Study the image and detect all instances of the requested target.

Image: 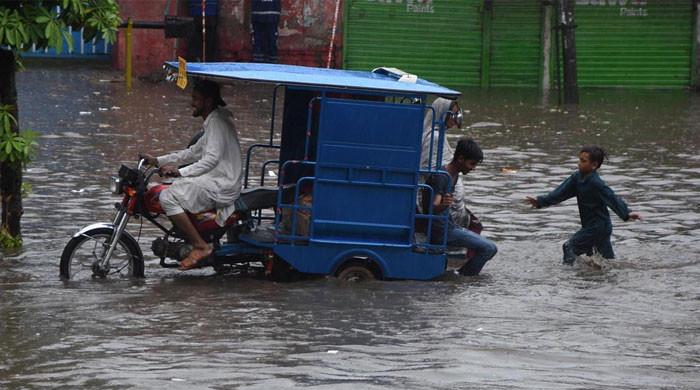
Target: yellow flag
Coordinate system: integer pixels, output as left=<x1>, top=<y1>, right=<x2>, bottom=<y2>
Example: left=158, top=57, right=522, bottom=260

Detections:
left=176, top=56, right=188, bottom=89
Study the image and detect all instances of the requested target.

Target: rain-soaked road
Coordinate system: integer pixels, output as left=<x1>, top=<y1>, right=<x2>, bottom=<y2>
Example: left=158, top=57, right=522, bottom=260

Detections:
left=1, top=60, right=698, bottom=389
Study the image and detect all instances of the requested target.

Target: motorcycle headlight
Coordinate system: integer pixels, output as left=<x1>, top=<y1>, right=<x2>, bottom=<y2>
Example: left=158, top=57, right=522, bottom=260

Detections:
left=110, top=176, right=123, bottom=195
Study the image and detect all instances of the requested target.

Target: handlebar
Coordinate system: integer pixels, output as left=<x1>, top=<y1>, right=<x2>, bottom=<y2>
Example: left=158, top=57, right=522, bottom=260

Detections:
left=137, top=153, right=158, bottom=167
left=136, top=158, right=147, bottom=171
left=135, top=154, right=179, bottom=180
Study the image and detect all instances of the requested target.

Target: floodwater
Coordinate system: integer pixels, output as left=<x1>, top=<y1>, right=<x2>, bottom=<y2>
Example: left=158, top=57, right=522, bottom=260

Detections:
left=1, top=60, right=698, bottom=389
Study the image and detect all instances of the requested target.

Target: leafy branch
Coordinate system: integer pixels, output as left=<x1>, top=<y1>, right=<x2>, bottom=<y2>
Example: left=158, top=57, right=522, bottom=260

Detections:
left=0, top=1, right=121, bottom=54
left=0, top=105, right=38, bottom=167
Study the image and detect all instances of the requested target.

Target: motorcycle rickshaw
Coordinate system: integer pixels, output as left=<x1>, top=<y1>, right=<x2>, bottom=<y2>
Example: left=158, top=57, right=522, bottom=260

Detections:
left=60, top=62, right=461, bottom=281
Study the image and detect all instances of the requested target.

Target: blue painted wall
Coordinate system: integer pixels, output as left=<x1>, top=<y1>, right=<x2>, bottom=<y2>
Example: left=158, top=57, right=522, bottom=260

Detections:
left=22, top=27, right=111, bottom=58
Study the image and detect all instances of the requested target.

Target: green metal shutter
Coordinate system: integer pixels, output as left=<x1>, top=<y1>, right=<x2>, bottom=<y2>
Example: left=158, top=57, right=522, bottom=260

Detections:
left=344, top=0, right=483, bottom=87
left=575, top=1, right=694, bottom=88
left=488, top=0, right=543, bottom=87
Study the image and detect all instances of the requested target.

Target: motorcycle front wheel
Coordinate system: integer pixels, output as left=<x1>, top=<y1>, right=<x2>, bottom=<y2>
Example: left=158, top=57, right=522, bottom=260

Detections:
left=60, top=227, right=144, bottom=280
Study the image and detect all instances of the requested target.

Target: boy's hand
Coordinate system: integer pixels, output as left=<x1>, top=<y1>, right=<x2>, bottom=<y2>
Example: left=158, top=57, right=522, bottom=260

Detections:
left=524, top=196, right=539, bottom=208
left=628, top=212, right=642, bottom=221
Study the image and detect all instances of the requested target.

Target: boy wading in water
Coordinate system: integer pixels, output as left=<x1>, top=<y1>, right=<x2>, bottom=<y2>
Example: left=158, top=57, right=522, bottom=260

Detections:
left=524, top=146, right=642, bottom=265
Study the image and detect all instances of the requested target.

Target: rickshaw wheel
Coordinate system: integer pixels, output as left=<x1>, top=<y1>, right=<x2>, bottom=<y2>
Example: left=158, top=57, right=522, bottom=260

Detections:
left=336, top=265, right=376, bottom=282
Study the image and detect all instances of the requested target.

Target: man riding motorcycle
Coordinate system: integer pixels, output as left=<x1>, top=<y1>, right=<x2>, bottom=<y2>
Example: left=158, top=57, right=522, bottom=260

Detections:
left=142, top=79, right=243, bottom=270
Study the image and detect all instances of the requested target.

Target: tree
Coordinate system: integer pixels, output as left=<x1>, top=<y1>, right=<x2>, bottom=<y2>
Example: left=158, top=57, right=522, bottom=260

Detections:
left=0, top=1, right=120, bottom=247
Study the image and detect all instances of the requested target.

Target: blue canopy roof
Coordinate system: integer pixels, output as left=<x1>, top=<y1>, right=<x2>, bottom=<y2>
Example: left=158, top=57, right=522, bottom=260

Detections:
left=164, top=62, right=461, bottom=99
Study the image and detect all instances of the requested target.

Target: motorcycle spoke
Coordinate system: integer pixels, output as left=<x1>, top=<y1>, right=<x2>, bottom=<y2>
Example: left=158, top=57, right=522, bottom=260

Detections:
left=109, top=253, right=134, bottom=275
left=69, top=237, right=104, bottom=279
left=66, top=233, right=135, bottom=280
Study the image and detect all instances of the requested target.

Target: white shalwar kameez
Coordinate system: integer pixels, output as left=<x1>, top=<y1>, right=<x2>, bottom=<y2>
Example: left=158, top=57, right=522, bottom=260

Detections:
left=157, top=107, right=243, bottom=226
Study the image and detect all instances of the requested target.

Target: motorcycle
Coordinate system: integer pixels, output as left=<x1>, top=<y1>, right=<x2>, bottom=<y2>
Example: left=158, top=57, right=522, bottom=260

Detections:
left=60, top=158, right=291, bottom=280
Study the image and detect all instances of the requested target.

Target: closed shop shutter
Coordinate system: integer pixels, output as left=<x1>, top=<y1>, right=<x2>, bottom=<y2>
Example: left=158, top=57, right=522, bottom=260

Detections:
left=488, top=0, right=543, bottom=87
left=575, top=1, right=694, bottom=88
left=344, top=0, right=483, bottom=87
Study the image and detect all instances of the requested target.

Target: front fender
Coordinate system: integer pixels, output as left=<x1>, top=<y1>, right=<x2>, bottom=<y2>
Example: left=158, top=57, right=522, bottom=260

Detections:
left=72, top=222, right=116, bottom=238
left=71, top=223, right=143, bottom=260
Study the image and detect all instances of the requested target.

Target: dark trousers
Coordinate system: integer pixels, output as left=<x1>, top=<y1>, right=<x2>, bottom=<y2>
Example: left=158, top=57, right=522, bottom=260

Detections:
left=252, top=20, right=279, bottom=63
left=188, top=16, right=218, bottom=62
left=562, top=224, right=615, bottom=264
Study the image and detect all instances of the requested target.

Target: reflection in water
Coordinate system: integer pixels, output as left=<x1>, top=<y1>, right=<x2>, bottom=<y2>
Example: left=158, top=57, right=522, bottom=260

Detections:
left=0, top=61, right=698, bottom=389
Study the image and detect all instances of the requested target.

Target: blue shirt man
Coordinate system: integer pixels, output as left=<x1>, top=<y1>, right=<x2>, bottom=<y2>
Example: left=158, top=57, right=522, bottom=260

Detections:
left=189, top=0, right=219, bottom=16
left=251, top=0, right=281, bottom=63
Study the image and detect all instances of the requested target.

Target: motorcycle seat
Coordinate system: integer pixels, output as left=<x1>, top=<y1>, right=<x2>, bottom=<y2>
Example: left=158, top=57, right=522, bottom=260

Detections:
left=190, top=185, right=296, bottom=233
left=190, top=209, right=244, bottom=232
left=145, top=183, right=296, bottom=233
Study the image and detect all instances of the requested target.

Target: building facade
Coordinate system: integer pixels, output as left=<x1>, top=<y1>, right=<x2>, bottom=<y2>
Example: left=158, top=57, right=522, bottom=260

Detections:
left=344, top=0, right=698, bottom=89
left=115, top=0, right=699, bottom=89
left=114, top=0, right=344, bottom=77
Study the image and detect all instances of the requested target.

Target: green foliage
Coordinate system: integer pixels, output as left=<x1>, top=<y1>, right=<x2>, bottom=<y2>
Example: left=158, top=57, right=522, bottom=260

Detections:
left=0, top=105, right=18, bottom=130
left=14, top=52, right=25, bottom=71
left=0, top=226, right=22, bottom=249
left=0, top=105, right=38, bottom=167
left=21, top=182, right=32, bottom=197
left=0, top=1, right=121, bottom=53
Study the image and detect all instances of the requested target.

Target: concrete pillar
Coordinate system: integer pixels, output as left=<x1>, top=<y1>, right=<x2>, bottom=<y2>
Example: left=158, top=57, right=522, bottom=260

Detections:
left=560, top=0, right=579, bottom=104
left=542, top=3, right=552, bottom=91
left=695, top=1, right=700, bottom=90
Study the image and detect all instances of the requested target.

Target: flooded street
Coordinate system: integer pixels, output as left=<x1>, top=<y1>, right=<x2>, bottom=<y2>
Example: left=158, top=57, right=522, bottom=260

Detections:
left=1, top=60, right=698, bottom=389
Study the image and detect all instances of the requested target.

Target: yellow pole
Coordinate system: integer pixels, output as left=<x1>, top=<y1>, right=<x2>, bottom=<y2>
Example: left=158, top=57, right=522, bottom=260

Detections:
left=126, top=17, right=133, bottom=92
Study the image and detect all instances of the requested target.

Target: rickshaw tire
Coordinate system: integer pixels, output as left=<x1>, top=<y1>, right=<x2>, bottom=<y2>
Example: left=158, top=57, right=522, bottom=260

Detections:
left=336, top=263, right=377, bottom=282
left=60, top=227, right=145, bottom=280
